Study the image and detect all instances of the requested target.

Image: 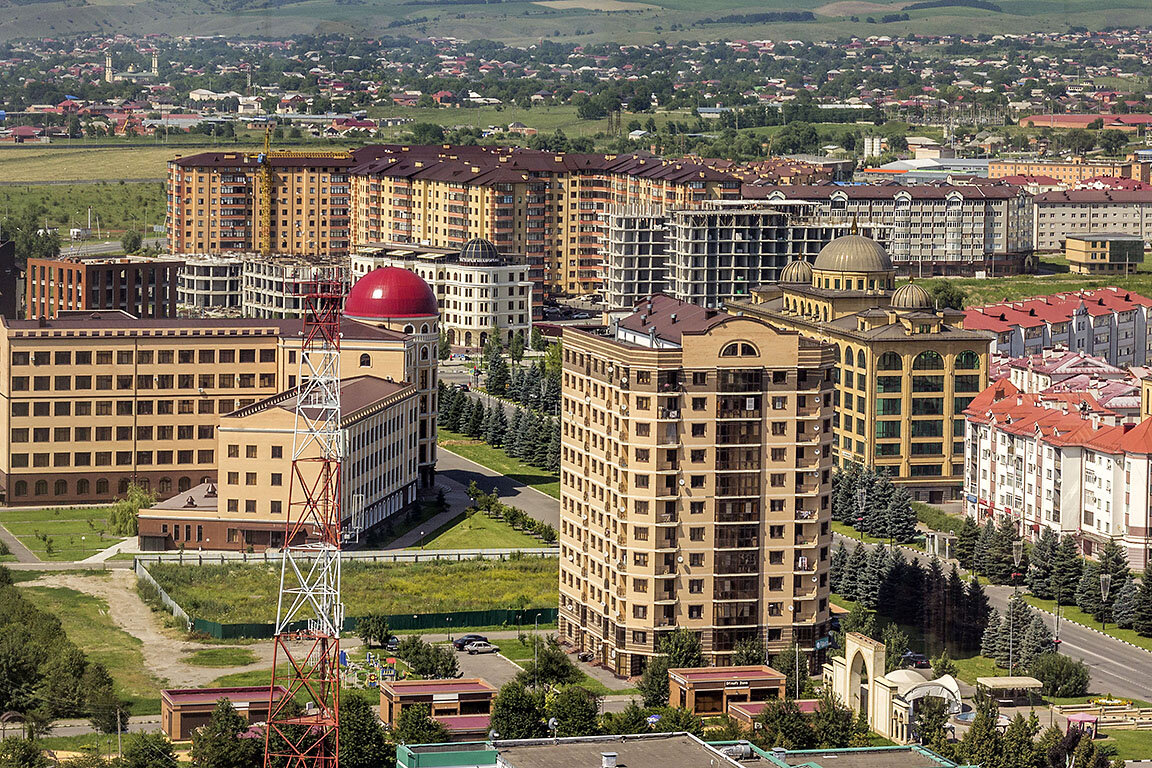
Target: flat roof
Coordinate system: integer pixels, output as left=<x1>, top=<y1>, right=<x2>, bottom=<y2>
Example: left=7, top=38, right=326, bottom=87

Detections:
left=495, top=733, right=740, bottom=768
left=383, top=679, right=497, bottom=696
left=162, top=686, right=287, bottom=706
left=437, top=714, right=491, bottom=732
left=669, top=665, right=784, bottom=684
left=976, top=676, right=1043, bottom=689
left=772, top=746, right=958, bottom=768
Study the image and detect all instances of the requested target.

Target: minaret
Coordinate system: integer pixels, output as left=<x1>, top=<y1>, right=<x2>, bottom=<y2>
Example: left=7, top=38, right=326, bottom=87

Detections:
left=151, top=52, right=158, bottom=77
left=104, top=53, right=113, bottom=83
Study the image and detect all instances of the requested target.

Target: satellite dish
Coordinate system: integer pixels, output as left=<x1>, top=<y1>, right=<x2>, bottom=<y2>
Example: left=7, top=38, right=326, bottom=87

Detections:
left=548, top=718, right=559, bottom=731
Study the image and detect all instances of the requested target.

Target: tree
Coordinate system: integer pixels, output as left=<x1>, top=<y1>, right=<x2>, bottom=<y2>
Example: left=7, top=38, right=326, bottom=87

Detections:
left=355, top=614, right=391, bottom=648
left=394, top=703, right=451, bottom=745
left=913, top=696, right=950, bottom=753
left=83, top=662, right=128, bottom=735
left=487, top=355, right=510, bottom=397
left=812, top=690, right=866, bottom=748
left=547, top=686, right=600, bottom=737
left=930, top=648, right=957, bottom=678
left=958, top=689, right=1003, bottom=768
left=1097, top=538, right=1131, bottom=623
left=438, top=330, right=452, bottom=360
left=1002, top=712, right=1041, bottom=768
left=638, top=655, right=672, bottom=708
left=660, top=628, right=704, bottom=668
left=530, top=326, right=546, bottom=352
left=981, top=610, right=1002, bottom=660
left=484, top=405, right=508, bottom=448
left=772, top=644, right=812, bottom=699
left=515, top=636, right=581, bottom=689
left=1113, top=575, right=1137, bottom=629
left=651, top=707, right=704, bottom=737
left=409, top=123, right=446, bottom=144
left=1049, top=535, right=1082, bottom=605
left=509, top=331, right=526, bottom=363
left=1134, top=577, right=1152, bottom=635
left=1075, top=561, right=1102, bottom=620
left=39, top=645, right=88, bottom=717
left=886, top=484, right=917, bottom=543
left=954, top=515, right=980, bottom=570
left=882, top=624, right=910, bottom=674
left=190, top=698, right=262, bottom=767
left=961, top=575, right=992, bottom=653
left=121, top=230, right=143, bottom=254
left=0, top=738, right=50, bottom=768
left=974, top=518, right=996, bottom=578
left=1062, top=128, right=1095, bottom=156
left=1099, top=129, right=1128, bottom=156
left=927, top=281, right=967, bottom=310
left=1026, top=528, right=1058, bottom=600
left=732, top=637, right=766, bottom=666
left=1029, top=653, right=1089, bottom=697
left=1019, top=615, right=1052, bottom=671
left=754, top=698, right=816, bottom=750
left=840, top=543, right=868, bottom=601
left=829, top=541, right=849, bottom=594
left=600, top=701, right=650, bottom=735
left=857, top=544, right=890, bottom=609
left=490, top=682, right=544, bottom=739
left=122, top=732, right=177, bottom=768
left=109, top=482, right=155, bottom=536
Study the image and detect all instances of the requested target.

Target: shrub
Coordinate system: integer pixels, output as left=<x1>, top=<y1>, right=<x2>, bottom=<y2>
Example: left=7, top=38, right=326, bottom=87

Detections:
left=1030, top=653, right=1089, bottom=697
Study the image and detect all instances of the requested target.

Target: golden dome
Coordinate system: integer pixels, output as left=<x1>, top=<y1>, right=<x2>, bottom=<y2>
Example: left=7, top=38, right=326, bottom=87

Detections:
left=812, top=235, right=893, bottom=274
left=891, top=281, right=934, bottom=310
left=780, top=259, right=813, bottom=284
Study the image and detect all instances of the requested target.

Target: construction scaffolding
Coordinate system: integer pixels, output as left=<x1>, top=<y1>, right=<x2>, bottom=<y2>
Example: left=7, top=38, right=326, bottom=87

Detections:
left=264, top=273, right=345, bottom=768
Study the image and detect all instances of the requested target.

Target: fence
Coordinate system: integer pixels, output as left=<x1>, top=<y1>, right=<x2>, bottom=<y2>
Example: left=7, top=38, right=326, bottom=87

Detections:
left=136, top=548, right=559, bottom=640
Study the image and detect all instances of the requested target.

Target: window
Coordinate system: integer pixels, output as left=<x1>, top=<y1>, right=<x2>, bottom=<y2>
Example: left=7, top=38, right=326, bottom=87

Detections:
left=690, top=476, right=705, bottom=488
left=688, top=605, right=702, bottom=619
left=359, top=353, right=371, bottom=367
left=689, top=527, right=705, bottom=541
left=270, top=500, right=282, bottom=514
left=272, top=445, right=283, bottom=459
left=691, top=423, right=706, bottom=437
left=632, top=605, right=647, bottom=619
left=633, top=526, right=649, bottom=541
left=913, top=350, right=944, bottom=370
left=720, top=341, right=758, bottom=357
left=689, top=553, right=704, bottom=567
left=271, top=473, right=282, bottom=486
left=878, top=351, right=903, bottom=370
left=955, top=350, right=980, bottom=370
left=689, top=579, right=703, bottom=594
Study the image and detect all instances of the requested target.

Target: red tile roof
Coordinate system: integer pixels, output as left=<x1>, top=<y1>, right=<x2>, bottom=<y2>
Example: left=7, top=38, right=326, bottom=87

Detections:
left=616, top=295, right=731, bottom=344
left=965, top=288, right=1152, bottom=332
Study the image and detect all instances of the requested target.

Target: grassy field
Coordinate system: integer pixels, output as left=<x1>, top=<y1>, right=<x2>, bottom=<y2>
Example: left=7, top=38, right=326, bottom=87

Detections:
left=368, top=104, right=692, bottom=140
left=0, top=506, right=123, bottom=561
left=418, top=512, right=546, bottom=549
left=0, top=182, right=166, bottom=235
left=22, top=584, right=164, bottom=714
left=183, top=647, right=259, bottom=668
left=1098, top=729, right=1152, bottom=761
left=0, top=146, right=186, bottom=183
left=1022, top=595, right=1152, bottom=653
left=148, top=557, right=559, bottom=624
left=439, top=428, right=560, bottom=499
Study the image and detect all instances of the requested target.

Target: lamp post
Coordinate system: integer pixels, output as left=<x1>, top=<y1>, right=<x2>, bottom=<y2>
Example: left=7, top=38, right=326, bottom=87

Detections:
left=534, top=613, right=541, bottom=691
left=1009, top=540, right=1023, bottom=675
left=1100, top=572, right=1113, bottom=633
left=855, top=487, right=867, bottom=541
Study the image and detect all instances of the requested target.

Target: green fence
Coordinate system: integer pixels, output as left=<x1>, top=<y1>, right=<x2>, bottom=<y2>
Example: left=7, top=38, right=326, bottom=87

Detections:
left=192, top=608, right=559, bottom=640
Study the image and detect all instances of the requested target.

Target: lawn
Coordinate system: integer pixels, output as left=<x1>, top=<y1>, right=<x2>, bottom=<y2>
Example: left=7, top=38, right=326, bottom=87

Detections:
left=419, top=512, right=546, bottom=549
left=147, top=557, right=559, bottom=624
left=918, top=257, right=1152, bottom=309
left=21, top=585, right=165, bottom=714
left=439, top=428, right=560, bottom=499
left=1022, top=595, right=1152, bottom=653
left=0, top=506, right=123, bottom=561
left=831, top=520, right=923, bottom=550
left=1098, top=729, right=1152, bottom=761
left=0, top=146, right=184, bottom=182
left=183, top=647, right=259, bottom=668
left=0, top=182, right=166, bottom=236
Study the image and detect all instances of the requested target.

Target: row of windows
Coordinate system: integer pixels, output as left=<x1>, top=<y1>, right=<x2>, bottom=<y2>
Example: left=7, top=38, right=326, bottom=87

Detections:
left=11, top=450, right=214, bottom=468
left=12, top=475, right=203, bottom=498
left=12, top=348, right=275, bottom=367
left=12, top=398, right=259, bottom=418
left=11, top=372, right=275, bottom=392
left=13, top=424, right=214, bottom=443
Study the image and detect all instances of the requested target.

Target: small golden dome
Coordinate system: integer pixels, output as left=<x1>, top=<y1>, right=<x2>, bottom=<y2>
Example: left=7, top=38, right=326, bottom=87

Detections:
left=780, top=259, right=813, bottom=284
left=813, top=235, right=893, bottom=273
left=891, top=281, right=935, bottom=310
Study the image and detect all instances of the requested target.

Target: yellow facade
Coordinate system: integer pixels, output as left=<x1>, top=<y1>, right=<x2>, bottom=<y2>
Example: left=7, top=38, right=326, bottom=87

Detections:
left=1064, top=234, right=1145, bottom=275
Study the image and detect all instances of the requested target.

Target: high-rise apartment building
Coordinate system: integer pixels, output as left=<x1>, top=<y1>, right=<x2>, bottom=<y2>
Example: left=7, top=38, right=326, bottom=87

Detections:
left=1032, top=189, right=1152, bottom=251
left=559, top=296, right=836, bottom=675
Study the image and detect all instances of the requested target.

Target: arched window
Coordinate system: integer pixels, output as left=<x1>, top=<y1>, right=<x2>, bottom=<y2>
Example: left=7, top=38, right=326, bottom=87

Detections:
left=178, top=477, right=191, bottom=492
left=77, top=479, right=90, bottom=496
left=13, top=481, right=26, bottom=497
left=421, top=323, right=430, bottom=334
left=721, top=341, right=759, bottom=357
left=913, top=350, right=944, bottom=370
left=118, top=479, right=130, bottom=495
left=158, top=478, right=171, bottom=495
left=878, top=351, right=902, bottom=370
left=955, top=350, right=980, bottom=370
left=403, top=324, right=415, bottom=335
left=420, top=346, right=429, bottom=360
left=34, top=480, right=47, bottom=496
left=359, top=353, right=371, bottom=368
left=856, top=349, right=866, bottom=369
left=54, top=479, right=67, bottom=496
left=96, top=478, right=109, bottom=495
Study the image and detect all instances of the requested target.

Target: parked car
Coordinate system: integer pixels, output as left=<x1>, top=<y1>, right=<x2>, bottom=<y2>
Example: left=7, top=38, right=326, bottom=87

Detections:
left=452, top=634, right=488, bottom=651
left=465, top=641, right=499, bottom=655
left=384, top=636, right=400, bottom=652
left=901, top=651, right=930, bottom=669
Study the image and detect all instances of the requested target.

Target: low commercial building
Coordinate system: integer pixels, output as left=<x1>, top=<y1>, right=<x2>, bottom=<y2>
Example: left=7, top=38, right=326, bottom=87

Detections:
left=26, top=255, right=183, bottom=319
left=381, top=679, right=496, bottom=741
left=352, top=238, right=533, bottom=348
left=137, top=375, right=418, bottom=550
left=732, top=235, right=994, bottom=502
left=965, top=288, right=1152, bottom=367
left=964, top=379, right=1152, bottom=569
left=1033, top=189, right=1152, bottom=252
left=161, top=686, right=288, bottom=741
left=668, top=666, right=785, bottom=716
left=1064, top=233, right=1145, bottom=275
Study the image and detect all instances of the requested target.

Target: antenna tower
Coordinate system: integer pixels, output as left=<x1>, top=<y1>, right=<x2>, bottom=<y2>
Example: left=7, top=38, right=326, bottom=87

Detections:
left=264, top=272, right=345, bottom=768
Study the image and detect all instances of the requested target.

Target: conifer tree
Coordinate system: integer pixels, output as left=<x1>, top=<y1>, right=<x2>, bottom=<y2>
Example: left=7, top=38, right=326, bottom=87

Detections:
left=962, top=576, right=991, bottom=653
left=487, top=355, right=510, bottom=397
left=830, top=542, right=849, bottom=594
left=974, top=519, right=997, bottom=578
left=1113, top=575, right=1137, bottom=629
left=885, top=483, right=917, bottom=543
left=1020, top=615, right=1052, bottom=671
left=467, top=400, right=485, bottom=437
left=485, top=405, right=508, bottom=447
left=1049, top=535, right=1083, bottom=606
left=1026, top=527, right=1058, bottom=599
left=954, top=515, right=980, bottom=570
left=981, top=610, right=1001, bottom=660
left=1075, top=561, right=1102, bottom=619
left=532, top=418, right=552, bottom=466
left=922, top=557, right=947, bottom=646
left=857, top=544, right=890, bottom=609
left=545, top=420, right=561, bottom=473
left=840, top=543, right=867, bottom=601
left=458, top=397, right=475, bottom=435
left=1132, top=577, right=1152, bottom=635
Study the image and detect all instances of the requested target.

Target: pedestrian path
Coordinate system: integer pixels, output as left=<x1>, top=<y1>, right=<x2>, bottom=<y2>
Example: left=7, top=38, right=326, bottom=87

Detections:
left=80, top=537, right=140, bottom=563
left=0, top=523, right=39, bottom=563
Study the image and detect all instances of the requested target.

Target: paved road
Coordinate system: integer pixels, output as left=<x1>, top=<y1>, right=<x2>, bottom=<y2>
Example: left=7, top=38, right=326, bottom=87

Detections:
left=834, top=533, right=1152, bottom=702
left=436, top=449, right=560, bottom=529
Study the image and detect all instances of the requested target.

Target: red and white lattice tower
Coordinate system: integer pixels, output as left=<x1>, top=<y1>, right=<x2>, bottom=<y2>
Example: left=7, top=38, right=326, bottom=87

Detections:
left=265, top=273, right=345, bottom=768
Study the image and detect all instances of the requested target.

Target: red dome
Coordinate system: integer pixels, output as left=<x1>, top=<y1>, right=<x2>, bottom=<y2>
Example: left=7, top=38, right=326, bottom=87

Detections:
left=345, top=267, right=438, bottom=320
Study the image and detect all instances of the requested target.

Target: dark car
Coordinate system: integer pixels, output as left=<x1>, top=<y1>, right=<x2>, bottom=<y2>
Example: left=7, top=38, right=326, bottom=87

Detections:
left=452, top=634, right=488, bottom=651
left=901, top=651, right=931, bottom=669
left=384, top=636, right=400, bottom=652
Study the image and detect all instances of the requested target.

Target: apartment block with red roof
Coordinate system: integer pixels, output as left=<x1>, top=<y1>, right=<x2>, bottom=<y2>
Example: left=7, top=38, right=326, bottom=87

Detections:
left=1032, top=188, right=1152, bottom=251
left=965, top=288, right=1152, bottom=368
left=963, top=379, right=1152, bottom=569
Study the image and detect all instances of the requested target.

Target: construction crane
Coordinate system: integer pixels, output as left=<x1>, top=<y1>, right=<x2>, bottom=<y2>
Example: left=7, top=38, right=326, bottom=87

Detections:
left=264, top=271, right=346, bottom=768
left=248, top=126, right=352, bottom=259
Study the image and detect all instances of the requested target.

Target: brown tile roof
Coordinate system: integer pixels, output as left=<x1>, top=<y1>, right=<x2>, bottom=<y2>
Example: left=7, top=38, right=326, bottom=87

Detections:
left=616, top=294, right=731, bottom=344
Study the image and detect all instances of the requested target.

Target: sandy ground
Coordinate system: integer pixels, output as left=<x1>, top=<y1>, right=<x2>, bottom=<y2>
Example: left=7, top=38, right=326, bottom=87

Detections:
left=815, top=0, right=908, bottom=15
left=19, top=569, right=278, bottom=688
left=533, top=0, right=659, bottom=10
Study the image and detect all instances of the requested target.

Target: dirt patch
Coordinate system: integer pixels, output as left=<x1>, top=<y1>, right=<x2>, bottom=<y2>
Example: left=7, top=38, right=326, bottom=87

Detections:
left=18, top=569, right=276, bottom=688
left=533, top=0, right=659, bottom=10
left=816, top=0, right=907, bottom=15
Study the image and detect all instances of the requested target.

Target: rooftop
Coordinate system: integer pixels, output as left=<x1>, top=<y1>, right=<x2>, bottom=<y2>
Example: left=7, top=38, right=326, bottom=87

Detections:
left=491, top=733, right=739, bottom=768
left=615, top=294, right=731, bottom=345
left=223, top=375, right=412, bottom=422
left=964, top=287, right=1152, bottom=332
left=382, top=678, right=497, bottom=697
left=162, top=686, right=287, bottom=706
left=0, top=312, right=407, bottom=342
left=669, top=665, right=784, bottom=684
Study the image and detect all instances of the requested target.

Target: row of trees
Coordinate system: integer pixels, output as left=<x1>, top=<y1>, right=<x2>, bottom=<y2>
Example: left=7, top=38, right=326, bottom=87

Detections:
left=831, top=466, right=918, bottom=543
left=439, top=384, right=562, bottom=474
left=830, top=543, right=990, bottom=654
left=953, top=515, right=1029, bottom=585
left=468, top=482, right=557, bottom=543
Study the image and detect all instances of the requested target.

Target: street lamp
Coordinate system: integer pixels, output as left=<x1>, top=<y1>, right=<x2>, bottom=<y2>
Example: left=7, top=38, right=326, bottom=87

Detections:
left=946, top=529, right=954, bottom=561
left=1100, top=572, right=1113, bottom=632
left=534, top=612, right=541, bottom=691
left=1009, top=540, right=1024, bottom=675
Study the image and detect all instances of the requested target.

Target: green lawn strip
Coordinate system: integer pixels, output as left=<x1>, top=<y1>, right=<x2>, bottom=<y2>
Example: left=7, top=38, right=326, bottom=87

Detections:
left=16, top=540, right=120, bottom=561
left=1098, top=729, right=1152, bottom=761
left=911, top=502, right=965, bottom=535
left=183, top=647, right=259, bottom=668
left=1021, top=595, right=1152, bottom=653
left=148, top=558, right=559, bottom=624
left=208, top=669, right=272, bottom=688
left=831, top=521, right=923, bottom=550
left=419, top=512, right=546, bottom=549
left=438, top=428, right=559, bottom=499
left=0, top=506, right=113, bottom=524
left=1052, top=695, right=1152, bottom=707
left=21, top=586, right=164, bottom=715
left=376, top=500, right=450, bottom=547
left=5, top=521, right=118, bottom=536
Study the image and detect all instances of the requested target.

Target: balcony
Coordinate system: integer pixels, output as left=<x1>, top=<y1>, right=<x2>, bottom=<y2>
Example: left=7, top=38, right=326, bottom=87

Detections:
left=655, top=567, right=676, bottom=577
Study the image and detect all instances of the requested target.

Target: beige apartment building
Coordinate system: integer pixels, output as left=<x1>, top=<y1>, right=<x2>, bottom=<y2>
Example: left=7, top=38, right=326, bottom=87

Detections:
left=1033, top=189, right=1152, bottom=251
left=0, top=311, right=420, bottom=506
left=559, top=296, right=836, bottom=676
left=138, top=375, right=418, bottom=551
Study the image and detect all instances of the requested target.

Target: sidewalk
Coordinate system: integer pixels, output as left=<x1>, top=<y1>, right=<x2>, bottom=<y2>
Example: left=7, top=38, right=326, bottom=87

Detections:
left=381, top=468, right=475, bottom=549
left=0, top=523, right=39, bottom=563
left=80, top=537, right=140, bottom=563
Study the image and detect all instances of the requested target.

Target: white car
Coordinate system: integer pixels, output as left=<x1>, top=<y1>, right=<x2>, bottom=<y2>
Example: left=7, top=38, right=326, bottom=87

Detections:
left=464, top=641, right=499, bottom=655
